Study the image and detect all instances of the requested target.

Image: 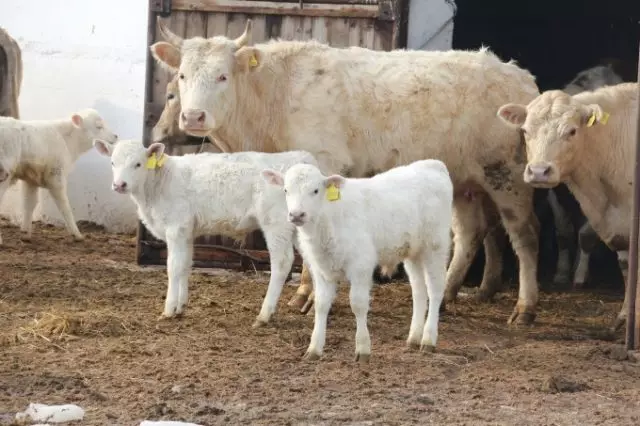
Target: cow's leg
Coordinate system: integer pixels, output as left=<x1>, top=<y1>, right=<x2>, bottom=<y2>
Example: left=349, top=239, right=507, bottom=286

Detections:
left=572, top=249, right=591, bottom=289
left=288, top=263, right=314, bottom=312
left=485, top=182, right=540, bottom=326
left=476, top=197, right=508, bottom=302
left=20, top=181, right=39, bottom=241
left=444, top=194, right=487, bottom=303
left=547, top=190, right=575, bottom=287
left=612, top=250, right=630, bottom=331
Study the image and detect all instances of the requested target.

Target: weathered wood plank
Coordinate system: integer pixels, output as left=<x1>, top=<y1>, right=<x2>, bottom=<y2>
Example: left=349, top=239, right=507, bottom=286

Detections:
left=172, top=0, right=382, bottom=19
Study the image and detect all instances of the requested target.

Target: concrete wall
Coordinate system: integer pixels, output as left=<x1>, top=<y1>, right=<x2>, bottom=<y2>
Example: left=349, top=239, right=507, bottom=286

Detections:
left=0, top=0, right=148, bottom=233
left=407, top=0, right=456, bottom=51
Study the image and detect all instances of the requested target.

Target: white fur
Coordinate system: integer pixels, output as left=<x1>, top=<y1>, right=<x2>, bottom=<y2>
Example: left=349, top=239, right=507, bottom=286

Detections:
left=263, top=160, right=453, bottom=360
left=0, top=109, right=117, bottom=244
left=94, top=138, right=316, bottom=323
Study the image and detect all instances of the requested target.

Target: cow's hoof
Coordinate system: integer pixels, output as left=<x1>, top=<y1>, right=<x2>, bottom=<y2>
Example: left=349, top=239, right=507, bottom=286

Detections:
left=287, top=293, right=309, bottom=310
left=303, top=350, right=321, bottom=361
left=610, top=316, right=626, bottom=333
left=406, top=340, right=421, bottom=350
left=507, top=309, right=536, bottom=326
left=443, top=290, right=457, bottom=304
left=474, top=290, right=494, bottom=303
left=300, top=297, right=314, bottom=315
left=355, top=353, right=370, bottom=364
left=73, top=234, right=85, bottom=242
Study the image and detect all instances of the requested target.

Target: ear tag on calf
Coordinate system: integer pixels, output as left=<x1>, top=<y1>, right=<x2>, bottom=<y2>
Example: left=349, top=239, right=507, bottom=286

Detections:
left=248, top=55, right=258, bottom=68
left=587, top=111, right=610, bottom=127
left=146, top=153, right=166, bottom=170
left=326, top=184, right=340, bottom=202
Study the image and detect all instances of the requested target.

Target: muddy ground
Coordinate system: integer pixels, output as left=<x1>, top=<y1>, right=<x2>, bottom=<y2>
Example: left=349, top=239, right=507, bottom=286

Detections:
left=1, top=218, right=640, bottom=426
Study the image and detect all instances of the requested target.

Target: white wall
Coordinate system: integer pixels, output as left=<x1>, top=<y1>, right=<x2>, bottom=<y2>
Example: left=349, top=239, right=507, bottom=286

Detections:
left=0, top=0, right=148, bottom=233
left=407, top=0, right=456, bottom=51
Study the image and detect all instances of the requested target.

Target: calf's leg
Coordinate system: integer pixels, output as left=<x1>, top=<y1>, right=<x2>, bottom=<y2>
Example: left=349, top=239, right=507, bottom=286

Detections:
left=304, top=269, right=336, bottom=361
left=612, top=250, right=630, bottom=332
left=405, top=257, right=428, bottom=349
left=0, top=179, right=12, bottom=245
left=288, top=264, right=314, bottom=312
left=254, top=226, right=295, bottom=327
left=346, top=267, right=373, bottom=363
left=20, top=181, right=39, bottom=241
left=47, top=182, right=83, bottom=241
left=162, top=227, right=193, bottom=318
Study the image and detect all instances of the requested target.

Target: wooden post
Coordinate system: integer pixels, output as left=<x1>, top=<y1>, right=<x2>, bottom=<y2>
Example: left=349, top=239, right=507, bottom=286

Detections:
left=627, top=42, right=640, bottom=351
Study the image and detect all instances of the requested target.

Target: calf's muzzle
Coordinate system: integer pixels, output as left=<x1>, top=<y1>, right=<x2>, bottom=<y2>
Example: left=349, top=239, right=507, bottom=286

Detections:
left=524, top=162, right=554, bottom=184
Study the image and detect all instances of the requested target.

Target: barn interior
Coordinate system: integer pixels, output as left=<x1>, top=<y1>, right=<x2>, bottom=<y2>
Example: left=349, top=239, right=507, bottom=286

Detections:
left=450, top=0, right=640, bottom=291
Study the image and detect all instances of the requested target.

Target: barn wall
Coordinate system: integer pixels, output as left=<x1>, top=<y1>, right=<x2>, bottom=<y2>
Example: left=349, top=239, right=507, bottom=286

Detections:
left=0, top=0, right=149, bottom=233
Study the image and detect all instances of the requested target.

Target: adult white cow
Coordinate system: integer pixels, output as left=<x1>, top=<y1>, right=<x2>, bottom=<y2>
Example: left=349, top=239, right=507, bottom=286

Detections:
left=497, top=82, right=639, bottom=331
left=150, top=19, right=543, bottom=325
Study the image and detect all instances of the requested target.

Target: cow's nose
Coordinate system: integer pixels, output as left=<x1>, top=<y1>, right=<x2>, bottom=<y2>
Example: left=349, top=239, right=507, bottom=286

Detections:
left=525, top=163, right=552, bottom=181
left=112, top=181, right=127, bottom=192
left=181, top=109, right=207, bottom=129
left=288, top=211, right=306, bottom=223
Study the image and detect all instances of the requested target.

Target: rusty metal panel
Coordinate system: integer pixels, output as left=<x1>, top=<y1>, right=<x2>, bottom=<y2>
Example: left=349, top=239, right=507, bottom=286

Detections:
left=138, top=0, right=407, bottom=270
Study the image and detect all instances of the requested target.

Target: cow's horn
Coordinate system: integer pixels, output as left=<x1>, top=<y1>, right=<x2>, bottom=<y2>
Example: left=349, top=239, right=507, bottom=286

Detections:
left=234, top=19, right=253, bottom=48
left=157, top=16, right=184, bottom=47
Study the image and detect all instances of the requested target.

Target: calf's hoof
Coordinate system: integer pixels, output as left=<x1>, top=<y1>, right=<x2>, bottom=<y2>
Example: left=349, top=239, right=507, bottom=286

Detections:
left=420, top=344, right=436, bottom=353
left=355, top=352, right=370, bottom=364
left=474, top=289, right=494, bottom=303
left=406, top=340, right=421, bottom=350
left=507, top=309, right=536, bottom=326
left=303, top=350, right=321, bottom=361
left=300, top=295, right=315, bottom=315
left=443, top=290, right=458, bottom=304
left=252, top=319, right=268, bottom=328
left=572, top=281, right=585, bottom=290
left=73, top=234, right=85, bottom=242
left=20, top=235, right=32, bottom=242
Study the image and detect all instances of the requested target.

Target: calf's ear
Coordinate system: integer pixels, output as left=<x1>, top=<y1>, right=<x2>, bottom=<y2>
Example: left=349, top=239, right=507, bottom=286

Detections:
left=580, top=103, right=609, bottom=127
left=93, top=139, right=114, bottom=157
left=146, top=142, right=166, bottom=158
left=150, top=42, right=181, bottom=73
left=497, top=103, right=527, bottom=127
left=71, top=113, right=84, bottom=128
left=261, top=169, right=284, bottom=186
left=235, top=47, right=262, bottom=73
left=325, top=175, right=346, bottom=189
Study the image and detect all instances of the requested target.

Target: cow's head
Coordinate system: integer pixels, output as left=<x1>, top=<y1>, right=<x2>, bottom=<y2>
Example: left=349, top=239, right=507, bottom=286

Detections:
left=497, top=90, right=609, bottom=188
left=151, top=75, right=184, bottom=143
left=262, top=164, right=346, bottom=228
left=150, top=18, right=255, bottom=137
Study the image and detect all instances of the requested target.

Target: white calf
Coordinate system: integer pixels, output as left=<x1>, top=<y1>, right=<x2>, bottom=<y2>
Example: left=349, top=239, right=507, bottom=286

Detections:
left=262, top=160, right=453, bottom=362
left=0, top=109, right=117, bottom=243
left=94, top=138, right=316, bottom=325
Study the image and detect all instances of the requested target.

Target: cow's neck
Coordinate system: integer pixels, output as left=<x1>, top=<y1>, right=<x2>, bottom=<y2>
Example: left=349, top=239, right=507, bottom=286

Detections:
left=566, top=125, right=629, bottom=240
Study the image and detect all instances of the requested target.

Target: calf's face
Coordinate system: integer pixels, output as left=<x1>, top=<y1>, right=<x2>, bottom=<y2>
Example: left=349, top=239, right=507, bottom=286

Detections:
left=73, top=109, right=118, bottom=144
left=150, top=20, right=255, bottom=137
left=262, top=164, right=346, bottom=227
left=497, top=90, right=608, bottom=188
left=94, top=139, right=166, bottom=195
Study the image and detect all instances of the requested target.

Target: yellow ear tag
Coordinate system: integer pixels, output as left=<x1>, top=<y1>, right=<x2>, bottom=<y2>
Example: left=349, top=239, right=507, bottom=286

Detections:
left=326, top=184, right=340, bottom=202
left=600, top=111, right=610, bottom=125
left=145, top=153, right=166, bottom=169
left=587, top=111, right=609, bottom=128
left=248, top=55, right=258, bottom=68
left=586, top=114, right=596, bottom=127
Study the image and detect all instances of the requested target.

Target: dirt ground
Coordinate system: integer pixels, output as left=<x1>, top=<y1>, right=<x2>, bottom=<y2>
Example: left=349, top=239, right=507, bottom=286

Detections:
left=1, top=218, right=640, bottom=426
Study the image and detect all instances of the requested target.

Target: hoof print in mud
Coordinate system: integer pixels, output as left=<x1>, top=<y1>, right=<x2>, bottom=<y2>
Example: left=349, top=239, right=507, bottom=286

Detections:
left=540, top=375, right=590, bottom=394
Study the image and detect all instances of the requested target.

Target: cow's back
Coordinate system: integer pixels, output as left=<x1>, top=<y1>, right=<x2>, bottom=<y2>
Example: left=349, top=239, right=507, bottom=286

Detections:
left=282, top=45, right=539, bottom=183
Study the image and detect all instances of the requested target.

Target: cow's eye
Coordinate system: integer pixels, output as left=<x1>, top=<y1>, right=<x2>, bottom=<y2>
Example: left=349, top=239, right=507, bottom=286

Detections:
left=284, top=188, right=287, bottom=194
left=217, top=74, right=227, bottom=82
left=313, top=189, right=319, bottom=195
left=135, top=162, right=141, bottom=168
left=167, top=93, right=175, bottom=100
left=568, top=128, right=577, bottom=137
left=179, top=73, right=185, bottom=80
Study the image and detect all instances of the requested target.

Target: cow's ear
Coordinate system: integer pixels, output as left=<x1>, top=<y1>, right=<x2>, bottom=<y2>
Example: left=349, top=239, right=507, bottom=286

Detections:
left=150, top=42, right=181, bottom=73
left=580, top=103, right=610, bottom=127
left=235, top=47, right=262, bottom=73
left=497, top=103, right=528, bottom=128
